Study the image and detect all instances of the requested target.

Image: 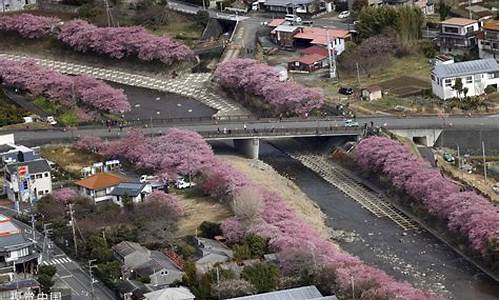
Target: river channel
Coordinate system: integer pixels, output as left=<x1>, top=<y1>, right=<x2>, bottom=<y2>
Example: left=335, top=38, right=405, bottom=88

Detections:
left=213, top=138, right=498, bottom=300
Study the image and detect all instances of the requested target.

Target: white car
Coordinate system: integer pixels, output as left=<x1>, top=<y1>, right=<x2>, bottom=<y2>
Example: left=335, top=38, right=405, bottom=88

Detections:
left=344, top=119, right=359, bottom=127
left=46, top=116, right=57, bottom=125
left=338, top=11, right=351, bottom=19
left=175, top=177, right=195, bottom=189
left=285, top=14, right=302, bottom=24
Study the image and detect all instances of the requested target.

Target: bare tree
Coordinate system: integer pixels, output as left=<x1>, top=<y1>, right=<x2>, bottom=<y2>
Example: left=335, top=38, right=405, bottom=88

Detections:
left=231, top=187, right=263, bottom=223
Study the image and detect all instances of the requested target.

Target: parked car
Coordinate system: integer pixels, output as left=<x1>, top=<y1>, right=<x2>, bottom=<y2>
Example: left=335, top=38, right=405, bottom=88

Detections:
left=46, top=116, right=57, bottom=125
left=344, top=119, right=359, bottom=127
left=443, top=153, right=455, bottom=163
left=140, top=175, right=159, bottom=183
left=302, top=20, right=313, bottom=25
left=338, top=87, right=354, bottom=95
left=338, top=11, right=350, bottom=19
left=175, top=177, right=195, bottom=189
left=285, top=14, right=302, bottom=24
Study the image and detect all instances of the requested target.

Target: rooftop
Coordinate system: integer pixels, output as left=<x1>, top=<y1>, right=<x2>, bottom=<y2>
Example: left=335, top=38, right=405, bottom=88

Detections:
left=433, top=58, right=498, bottom=78
left=144, top=286, right=194, bottom=300
left=293, top=27, right=350, bottom=46
left=134, top=250, right=182, bottom=277
left=300, top=45, right=329, bottom=57
left=227, top=286, right=338, bottom=300
left=5, top=159, right=50, bottom=174
left=364, top=85, right=382, bottom=92
left=110, top=182, right=148, bottom=197
left=268, top=18, right=286, bottom=27
left=441, top=17, right=477, bottom=26
left=482, top=20, right=499, bottom=32
left=294, top=53, right=327, bottom=64
left=272, top=24, right=299, bottom=33
left=113, top=241, right=148, bottom=258
left=265, top=0, right=315, bottom=6
left=75, top=172, right=126, bottom=190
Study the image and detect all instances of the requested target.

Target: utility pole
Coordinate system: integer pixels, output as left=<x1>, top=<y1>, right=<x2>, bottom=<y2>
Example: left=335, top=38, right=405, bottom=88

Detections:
left=68, top=204, right=78, bottom=257
left=482, top=141, right=487, bottom=180
left=468, top=0, right=472, bottom=19
left=30, top=214, right=36, bottom=243
left=103, top=0, right=115, bottom=27
left=327, top=31, right=336, bottom=79
left=456, top=144, right=461, bottom=176
left=356, top=62, right=361, bottom=87
left=42, top=223, right=52, bottom=264
left=89, top=259, right=97, bottom=300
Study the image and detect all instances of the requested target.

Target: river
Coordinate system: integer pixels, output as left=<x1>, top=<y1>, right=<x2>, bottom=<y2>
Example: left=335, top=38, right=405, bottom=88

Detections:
left=213, top=138, right=499, bottom=300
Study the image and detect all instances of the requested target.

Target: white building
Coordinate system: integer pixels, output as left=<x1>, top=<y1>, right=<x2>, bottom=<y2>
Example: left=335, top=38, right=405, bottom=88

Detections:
left=3, top=159, right=52, bottom=203
left=74, top=172, right=126, bottom=204
left=109, top=182, right=152, bottom=207
left=431, top=58, right=499, bottom=100
left=1, top=0, right=36, bottom=12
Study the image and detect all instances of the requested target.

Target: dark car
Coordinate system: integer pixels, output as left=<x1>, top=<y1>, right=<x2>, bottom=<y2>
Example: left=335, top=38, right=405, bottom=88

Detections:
left=338, top=87, right=354, bottom=95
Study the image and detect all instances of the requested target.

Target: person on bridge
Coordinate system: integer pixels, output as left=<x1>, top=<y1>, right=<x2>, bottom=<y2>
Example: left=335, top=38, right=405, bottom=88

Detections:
left=243, top=124, right=247, bottom=131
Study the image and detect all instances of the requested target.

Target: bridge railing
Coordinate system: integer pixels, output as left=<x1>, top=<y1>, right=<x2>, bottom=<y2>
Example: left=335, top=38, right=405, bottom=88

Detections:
left=199, top=125, right=362, bottom=138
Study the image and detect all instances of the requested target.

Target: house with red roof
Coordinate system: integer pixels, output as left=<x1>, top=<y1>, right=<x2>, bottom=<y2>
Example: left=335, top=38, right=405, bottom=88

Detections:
left=288, top=52, right=329, bottom=73
left=293, top=26, right=350, bottom=55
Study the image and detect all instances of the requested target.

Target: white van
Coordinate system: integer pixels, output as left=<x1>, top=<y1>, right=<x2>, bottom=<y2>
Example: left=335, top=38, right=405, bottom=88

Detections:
left=285, top=14, right=302, bottom=24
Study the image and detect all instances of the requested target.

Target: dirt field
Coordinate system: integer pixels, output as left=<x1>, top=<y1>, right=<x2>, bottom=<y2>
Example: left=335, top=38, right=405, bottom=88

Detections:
left=40, top=145, right=101, bottom=176
left=175, top=194, right=232, bottom=237
left=379, top=75, right=431, bottom=97
left=220, top=155, right=332, bottom=238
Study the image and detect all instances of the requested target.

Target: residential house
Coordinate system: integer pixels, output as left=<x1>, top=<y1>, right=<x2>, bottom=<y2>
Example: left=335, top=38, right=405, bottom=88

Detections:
left=288, top=45, right=330, bottom=73
left=0, top=0, right=36, bottom=12
left=227, top=285, right=338, bottom=300
left=415, top=0, right=434, bottom=15
left=112, top=241, right=184, bottom=287
left=4, top=159, right=52, bottom=203
left=262, top=0, right=323, bottom=14
left=271, top=25, right=301, bottom=49
left=361, top=85, right=383, bottom=101
left=431, top=58, right=499, bottom=100
left=0, top=215, right=39, bottom=274
left=74, top=172, right=126, bottom=204
left=288, top=53, right=328, bottom=73
left=143, top=286, right=195, bottom=300
left=0, top=143, right=39, bottom=166
left=478, top=20, right=499, bottom=61
left=194, top=237, right=234, bottom=273
left=436, top=18, right=480, bottom=55
left=0, top=276, right=40, bottom=300
left=110, top=182, right=153, bottom=207
left=292, top=27, right=350, bottom=55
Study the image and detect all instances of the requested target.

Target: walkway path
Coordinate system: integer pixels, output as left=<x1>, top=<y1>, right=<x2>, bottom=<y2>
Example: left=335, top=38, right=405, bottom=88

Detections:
left=0, top=53, right=248, bottom=118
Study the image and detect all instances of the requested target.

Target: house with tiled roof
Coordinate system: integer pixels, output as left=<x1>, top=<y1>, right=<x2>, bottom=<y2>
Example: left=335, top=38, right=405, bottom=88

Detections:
left=292, top=27, right=350, bottom=55
left=74, top=172, right=127, bottom=203
left=479, top=20, right=499, bottom=61
left=436, top=17, right=480, bottom=55
left=288, top=53, right=329, bottom=73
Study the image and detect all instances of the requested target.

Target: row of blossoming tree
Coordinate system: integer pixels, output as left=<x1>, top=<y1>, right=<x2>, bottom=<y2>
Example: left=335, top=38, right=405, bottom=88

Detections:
left=0, top=14, right=194, bottom=65
left=356, top=136, right=499, bottom=263
left=75, top=129, right=442, bottom=300
left=0, top=59, right=130, bottom=114
left=214, top=59, right=324, bottom=116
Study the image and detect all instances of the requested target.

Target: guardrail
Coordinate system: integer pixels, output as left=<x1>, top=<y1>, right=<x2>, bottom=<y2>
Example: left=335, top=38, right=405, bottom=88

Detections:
left=199, top=125, right=363, bottom=139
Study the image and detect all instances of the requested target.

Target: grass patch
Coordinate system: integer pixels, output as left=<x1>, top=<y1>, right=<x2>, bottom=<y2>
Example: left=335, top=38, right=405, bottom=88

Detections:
left=32, top=97, right=60, bottom=115
left=356, top=95, right=412, bottom=112
left=59, top=111, right=79, bottom=126
left=0, top=89, right=28, bottom=126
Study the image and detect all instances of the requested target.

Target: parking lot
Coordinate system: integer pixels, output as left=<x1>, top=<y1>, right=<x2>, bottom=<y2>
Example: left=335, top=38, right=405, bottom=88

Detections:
left=111, top=83, right=217, bottom=122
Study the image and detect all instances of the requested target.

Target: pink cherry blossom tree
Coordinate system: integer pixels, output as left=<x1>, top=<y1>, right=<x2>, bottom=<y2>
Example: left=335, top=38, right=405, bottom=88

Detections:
left=0, top=14, right=60, bottom=39
left=214, top=59, right=324, bottom=116
left=57, top=20, right=194, bottom=64
left=144, top=190, right=184, bottom=217
left=356, top=136, right=499, bottom=257
left=51, top=188, right=79, bottom=204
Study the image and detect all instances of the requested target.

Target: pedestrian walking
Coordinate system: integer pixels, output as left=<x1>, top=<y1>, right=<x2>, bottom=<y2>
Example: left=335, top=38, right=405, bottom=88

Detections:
left=223, top=127, right=227, bottom=134
left=217, top=127, right=221, bottom=134
left=243, top=124, right=247, bottom=131
left=119, top=123, right=123, bottom=132
left=370, top=121, right=374, bottom=127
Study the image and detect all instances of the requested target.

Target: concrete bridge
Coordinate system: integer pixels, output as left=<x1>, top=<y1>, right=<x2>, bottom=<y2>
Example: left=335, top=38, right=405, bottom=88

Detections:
left=5, top=114, right=497, bottom=158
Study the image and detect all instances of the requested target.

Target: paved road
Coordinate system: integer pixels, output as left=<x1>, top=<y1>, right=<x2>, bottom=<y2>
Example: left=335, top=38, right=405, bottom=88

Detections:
left=4, top=114, right=498, bottom=145
left=0, top=205, right=116, bottom=300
